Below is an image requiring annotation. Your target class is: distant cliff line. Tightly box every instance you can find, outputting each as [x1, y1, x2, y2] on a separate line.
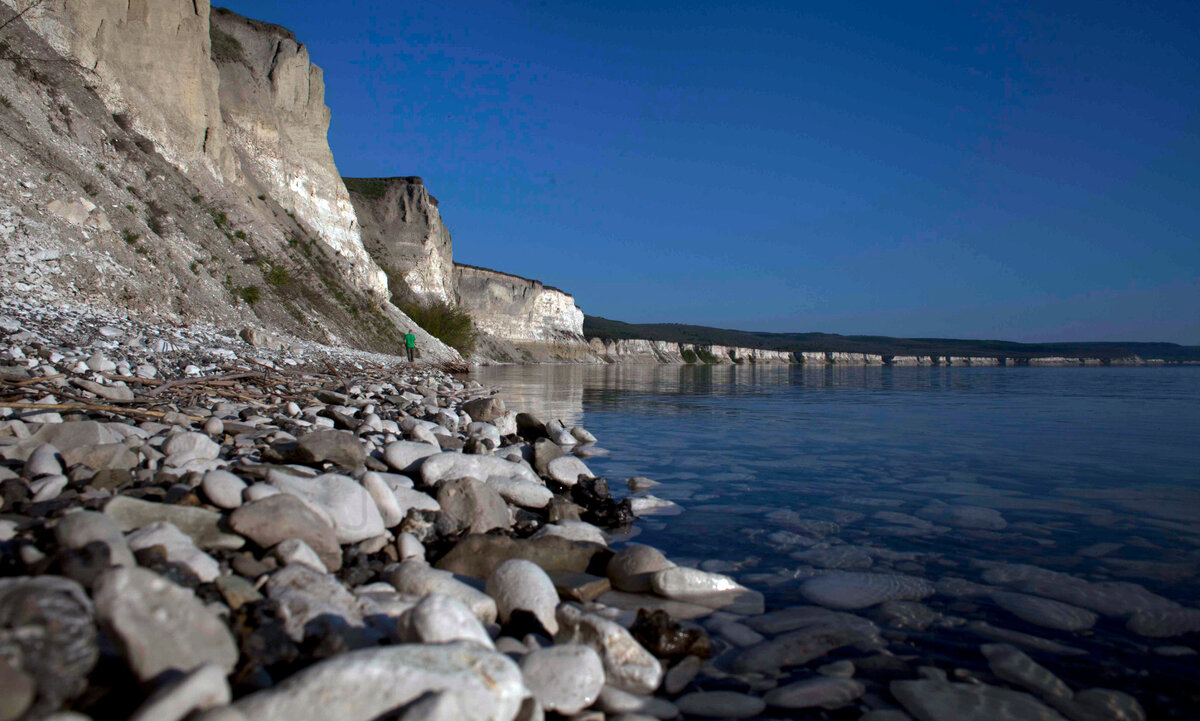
[584, 317, 1200, 365]
[585, 339, 1183, 366]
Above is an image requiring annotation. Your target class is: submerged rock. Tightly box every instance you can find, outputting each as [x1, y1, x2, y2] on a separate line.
[762, 677, 866, 710]
[891, 679, 1068, 721]
[990, 591, 1098, 632]
[800, 571, 935, 610]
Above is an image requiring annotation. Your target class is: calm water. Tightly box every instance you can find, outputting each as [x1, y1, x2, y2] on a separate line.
[474, 363, 1200, 717]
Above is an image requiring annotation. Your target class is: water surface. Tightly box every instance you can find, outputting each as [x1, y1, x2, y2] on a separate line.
[474, 364, 1200, 717]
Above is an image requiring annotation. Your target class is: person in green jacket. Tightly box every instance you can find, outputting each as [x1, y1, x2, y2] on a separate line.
[404, 331, 416, 362]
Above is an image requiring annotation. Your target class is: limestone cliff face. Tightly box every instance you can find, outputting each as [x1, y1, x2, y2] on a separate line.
[346, 177, 455, 302]
[9, 0, 237, 181]
[210, 9, 387, 298]
[454, 264, 584, 342]
[587, 339, 794, 364]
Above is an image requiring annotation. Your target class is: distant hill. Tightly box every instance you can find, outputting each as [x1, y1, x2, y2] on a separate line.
[583, 317, 1200, 362]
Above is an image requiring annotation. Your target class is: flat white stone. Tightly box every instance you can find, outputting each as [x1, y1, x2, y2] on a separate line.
[547, 456, 593, 486]
[533, 520, 607, 546]
[229, 642, 528, 721]
[268, 471, 385, 544]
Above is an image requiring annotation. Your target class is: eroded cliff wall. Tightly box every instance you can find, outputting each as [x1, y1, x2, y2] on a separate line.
[346, 177, 454, 302]
[210, 9, 387, 298]
[0, 2, 458, 361]
[10, 0, 238, 181]
[453, 264, 586, 356]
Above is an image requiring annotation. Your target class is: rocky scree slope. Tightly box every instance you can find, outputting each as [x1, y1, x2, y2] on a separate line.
[0, 1, 456, 362]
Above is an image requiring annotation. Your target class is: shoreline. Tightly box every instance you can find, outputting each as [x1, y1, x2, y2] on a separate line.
[0, 295, 769, 719]
[2, 295, 1190, 720]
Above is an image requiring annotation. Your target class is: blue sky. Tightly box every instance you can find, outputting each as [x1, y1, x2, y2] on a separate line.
[217, 1, 1200, 343]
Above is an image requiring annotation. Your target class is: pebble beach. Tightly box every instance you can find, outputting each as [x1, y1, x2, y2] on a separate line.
[0, 296, 1188, 721]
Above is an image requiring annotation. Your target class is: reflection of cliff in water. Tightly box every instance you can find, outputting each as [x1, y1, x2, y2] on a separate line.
[473, 364, 1038, 426]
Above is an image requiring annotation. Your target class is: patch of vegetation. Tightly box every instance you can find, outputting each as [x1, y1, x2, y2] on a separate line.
[265, 266, 291, 287]
[190, 260, 200, 275]
[209, 208, 228, 229]
[122, 230, 139, 245]
[680, 348, 698, 364]
[210, 27, 245, 64]
[342, 177, 392, 199]
[82, 182, 97, 197]
[392, 290, 476, 355]
[191, 194, 203, 204]
[695, 348, 718, 364]
[257, 194, 266, 201]
[234, 230, 247, 240]
[96, 162, 106, 172]
[0, 95, 11, 109]
[237, 285, 261, 306]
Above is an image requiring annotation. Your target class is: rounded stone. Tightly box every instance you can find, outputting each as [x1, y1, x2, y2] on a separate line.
[607, 545, 675, 593]
[487, 559, 559, 634]
[201, 470, 246, 510]
[162, 432, 220, 461]
[401, 594, 494, 649]
[519, 644, 605, 714]
[547, 456, 593, 486]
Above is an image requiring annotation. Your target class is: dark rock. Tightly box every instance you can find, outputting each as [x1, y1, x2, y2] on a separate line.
[230, 601, 301, 685]
[630, 609, 712, 661]
[462, 397, 504, 423]
[548, 497, 582, 523]
[0, 480, 29, 510]
[516, 413, 548, 442]
[500, 609, 551, 640]
[291, 430, 366, 469]
[55, 540, 114, 589]
[436, 534, 609, 579]
[463, 437, 492, 455]
[571, 478, 634, 528]
[436, 477, 511, 534]
[88, 468, 134, 492]
[232, 553, 277, 579]
[0, 656, 34, 721]
[229, 495, 342, 571]
[0, 576, 98, 716]
[133, 546, 203, 589]
[436, 435, 464, 452]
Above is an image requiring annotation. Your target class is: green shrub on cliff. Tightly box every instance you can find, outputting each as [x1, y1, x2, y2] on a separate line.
[681, 348, 698, 364]
[392, 290, 476, 355]
[696, 348, 718, 364]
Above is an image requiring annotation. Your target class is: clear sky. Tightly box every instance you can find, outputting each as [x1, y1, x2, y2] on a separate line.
[216, 1, 1200, 344]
